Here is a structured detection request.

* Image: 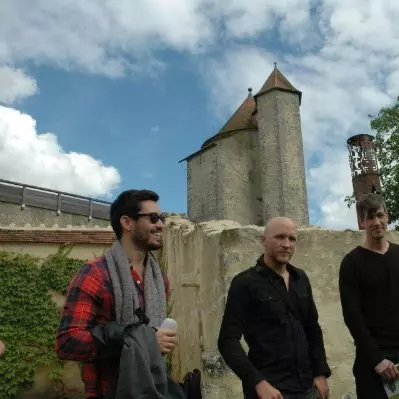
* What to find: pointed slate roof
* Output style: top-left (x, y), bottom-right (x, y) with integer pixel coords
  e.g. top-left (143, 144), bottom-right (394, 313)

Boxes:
top-left (201, 89), bottom-right (258, 148)
top-left (255, 64), bottom-right (302, 104)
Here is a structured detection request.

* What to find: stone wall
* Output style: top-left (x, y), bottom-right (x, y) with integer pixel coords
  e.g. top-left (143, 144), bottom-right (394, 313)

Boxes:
top-left (217, 132), bottom-right (259, 225)
top-left (256, 90), bottom-right (309, 226)
top-left (0, 201), bottom-right (110, 227)
top-left (187, 130), bottom-right (263, 226)
top-left (0, 241), bottom-right (109, 260)
top-left (2, 218), bottom-right (398, 398)
top-left (249, 129), bottom-right (263, 226)
top-left (162, 217), bottom-right (399, 399)
top-left (187, 146), bottom-right (219, 222)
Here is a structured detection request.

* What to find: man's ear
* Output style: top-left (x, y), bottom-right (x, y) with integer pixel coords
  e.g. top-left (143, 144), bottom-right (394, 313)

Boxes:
top-left (260, 233), bottom-right (266, 246)
top-left (120, 216), bottom-right (133, 233)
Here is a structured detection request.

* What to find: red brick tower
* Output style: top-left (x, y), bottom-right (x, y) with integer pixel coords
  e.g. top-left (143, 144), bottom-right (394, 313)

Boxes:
top-left (347, 134), bottom-right (382, 229)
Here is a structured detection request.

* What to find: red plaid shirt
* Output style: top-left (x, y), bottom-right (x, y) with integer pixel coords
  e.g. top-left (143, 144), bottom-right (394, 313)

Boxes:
top-left (55, 256), bottom-right (170, 398)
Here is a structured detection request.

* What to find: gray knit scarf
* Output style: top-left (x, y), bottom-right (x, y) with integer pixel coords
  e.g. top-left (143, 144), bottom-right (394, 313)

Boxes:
top-left (104, 240), bottom-right (166, 327)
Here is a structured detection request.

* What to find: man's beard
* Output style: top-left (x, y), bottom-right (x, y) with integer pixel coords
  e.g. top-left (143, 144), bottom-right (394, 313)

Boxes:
top-left (132, 230), bottom-right (163, 251)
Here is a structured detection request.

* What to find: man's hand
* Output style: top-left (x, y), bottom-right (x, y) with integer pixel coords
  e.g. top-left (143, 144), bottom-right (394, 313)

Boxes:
top-left (0, 340), bottom-right (5, 357)
top-left (375, 359), bottom-right (399, 381)
top-left (255, 380), bottom-right (283, 399)
top-left (314, 376), bottom-right (329, 398)
top-left (156, 328), bottom-right (177, 354)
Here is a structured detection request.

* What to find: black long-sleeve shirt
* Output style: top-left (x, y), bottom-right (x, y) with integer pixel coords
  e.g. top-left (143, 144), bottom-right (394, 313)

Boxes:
top-left (339, 243), bottom-right (399, 368)
top-left (218, 256), bottom-right (331, 395)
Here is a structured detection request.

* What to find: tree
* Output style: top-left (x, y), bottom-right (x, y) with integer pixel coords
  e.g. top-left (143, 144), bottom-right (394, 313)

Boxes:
top-left (345, 96), bottom-right (399, 228)
top-left (371, 95), bottom-right (399, 227)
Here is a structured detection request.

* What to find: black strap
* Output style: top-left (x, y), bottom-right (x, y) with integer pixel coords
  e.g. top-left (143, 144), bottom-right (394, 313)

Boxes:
top-left (268, 276), bottom-right (304, 325)
top-left (134, 308), bottom-right (150, 326)
top-left (180, 369), bottom-right (202, 399)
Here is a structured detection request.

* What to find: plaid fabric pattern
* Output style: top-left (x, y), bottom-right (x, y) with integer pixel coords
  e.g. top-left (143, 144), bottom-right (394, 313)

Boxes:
top-left (55, 256), bottom-right (170, 398)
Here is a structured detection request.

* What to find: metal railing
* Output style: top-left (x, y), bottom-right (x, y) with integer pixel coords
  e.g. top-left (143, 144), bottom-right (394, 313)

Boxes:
top-left (0, 178), bottom-right (111, 220)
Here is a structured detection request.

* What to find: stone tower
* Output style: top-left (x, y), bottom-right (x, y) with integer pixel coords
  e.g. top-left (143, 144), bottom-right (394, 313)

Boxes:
top-left (346, 134), bottom-right (382, 229)
top-left (180, 65), bottom-right (309, 226)
top-left (254, 64), bottom-right (308, 226)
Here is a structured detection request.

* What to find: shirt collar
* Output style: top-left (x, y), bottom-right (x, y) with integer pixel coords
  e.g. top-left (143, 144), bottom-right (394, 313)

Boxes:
top-left (255, 254), bottom-right (299, 281)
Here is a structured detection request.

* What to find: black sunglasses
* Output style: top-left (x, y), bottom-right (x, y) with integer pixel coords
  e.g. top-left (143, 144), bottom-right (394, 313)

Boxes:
top-left (137, 213), bottom-right (165, 224)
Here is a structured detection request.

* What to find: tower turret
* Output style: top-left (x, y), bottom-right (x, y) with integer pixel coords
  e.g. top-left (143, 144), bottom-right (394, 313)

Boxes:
top-left (254, 64), bottom-right (309, 226)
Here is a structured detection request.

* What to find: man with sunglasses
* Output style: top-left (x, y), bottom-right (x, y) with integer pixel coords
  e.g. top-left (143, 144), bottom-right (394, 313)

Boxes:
top-left (55, 189), bottom-right (176, 399)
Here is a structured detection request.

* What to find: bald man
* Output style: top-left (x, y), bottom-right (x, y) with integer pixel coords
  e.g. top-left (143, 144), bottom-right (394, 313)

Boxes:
top-left (218, 217), bottom-right (330, 399)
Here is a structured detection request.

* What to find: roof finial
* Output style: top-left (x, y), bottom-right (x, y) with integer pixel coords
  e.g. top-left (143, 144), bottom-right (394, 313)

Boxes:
top-left (248, 87), bottom-right (253, 96)
top-left (273, 62), bottom-right (278, 86)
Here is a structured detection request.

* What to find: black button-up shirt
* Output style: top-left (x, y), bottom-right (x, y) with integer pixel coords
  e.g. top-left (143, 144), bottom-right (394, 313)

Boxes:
top-left (218, 255), bottom-right (331, 396)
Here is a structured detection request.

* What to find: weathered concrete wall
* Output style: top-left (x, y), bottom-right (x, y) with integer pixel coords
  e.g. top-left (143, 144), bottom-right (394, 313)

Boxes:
top-left (187, 147), bottom-right (218, 222)
top-left (163, 217), bottom-right (399, 399)
top-left (249, 129), bottom-right (263, 226)
top-left (256, 90), bottom-right (309, 226)
top-left (217, 132), bottom-right (259, 225)
top-left (187, 131), bottom-right (263, 226)
top-left (0, 242), bottom-right (109, 260)
top-left (0, 201), bottom-right (110, 227)
top-left (4, 218), bottom-right (398, 398)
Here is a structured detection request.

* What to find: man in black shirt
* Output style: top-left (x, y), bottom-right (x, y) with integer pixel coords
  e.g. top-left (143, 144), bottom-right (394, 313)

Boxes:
top-left (339, 193), bottom-right (399, 398)
top-left (218, 217), bottom-right (330, 399)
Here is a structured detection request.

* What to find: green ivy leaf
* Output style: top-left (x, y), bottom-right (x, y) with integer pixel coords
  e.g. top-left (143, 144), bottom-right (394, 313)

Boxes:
top-left (0, 249), bottom-right (83, 398)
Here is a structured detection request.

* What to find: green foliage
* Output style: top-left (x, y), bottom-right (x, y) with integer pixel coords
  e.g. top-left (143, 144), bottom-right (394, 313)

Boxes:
top-left (0, 246), bottom-right (175, 397)
top-left (0, 251), bottom-right (63, 398)
top-left (0, 248), bottom-right (86, 398)
top-left (370, 95), bottom-right (399, 228)
top-left (40, 245), bottom-right (82, 295)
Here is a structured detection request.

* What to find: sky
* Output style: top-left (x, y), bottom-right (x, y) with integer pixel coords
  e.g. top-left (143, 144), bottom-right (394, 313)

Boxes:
top-left (0, 0), bottom-right (398, 230)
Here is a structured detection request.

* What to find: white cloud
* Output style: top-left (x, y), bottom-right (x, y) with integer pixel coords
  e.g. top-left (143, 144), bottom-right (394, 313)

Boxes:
top-left (0, 0), bottom-right (336, 78)
top-left (1, 0), bottom-right (398, 80)
top-left (0, 0), bottom-right (215, 78)
top-left (1, 0), bottom-right (398, 227)
top-left (0, 66), bottom-right (37, 104)
top-left (307, 152), bottom-right (358, 229)
top-left (0, 105), bottom-right (120, 197)
top-left (210, 0), bottom-right (318, 45)
top-left (201, 0), bottom-right (399, 229)
top-left (204, 47), bottom-right (275, 117)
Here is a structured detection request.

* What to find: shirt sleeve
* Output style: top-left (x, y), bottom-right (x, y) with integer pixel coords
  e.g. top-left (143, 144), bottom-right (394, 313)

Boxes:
top-left (217, 277), bottom-right (265, 389)
top-left (55, 262), bottom-right (104, 361)
top-left (339, 255), bottom-right (383, 368)
top-left (302, 273), bottom-right (331, 378)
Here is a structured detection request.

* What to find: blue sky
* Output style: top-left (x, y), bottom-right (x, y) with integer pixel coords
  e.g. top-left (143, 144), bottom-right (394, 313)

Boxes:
top-left (0, 0), bottom-right (398, 229)
top-left (19, 61), bottom-right (214, 213)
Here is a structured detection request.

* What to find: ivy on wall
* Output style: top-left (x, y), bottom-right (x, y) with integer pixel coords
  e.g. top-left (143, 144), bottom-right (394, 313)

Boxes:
top-left (0, 247), bottom-right (82, 399)
top-left (40, 245), bottom-right (84, 295)
top-left (0, 245), bottom-right (174, 398)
